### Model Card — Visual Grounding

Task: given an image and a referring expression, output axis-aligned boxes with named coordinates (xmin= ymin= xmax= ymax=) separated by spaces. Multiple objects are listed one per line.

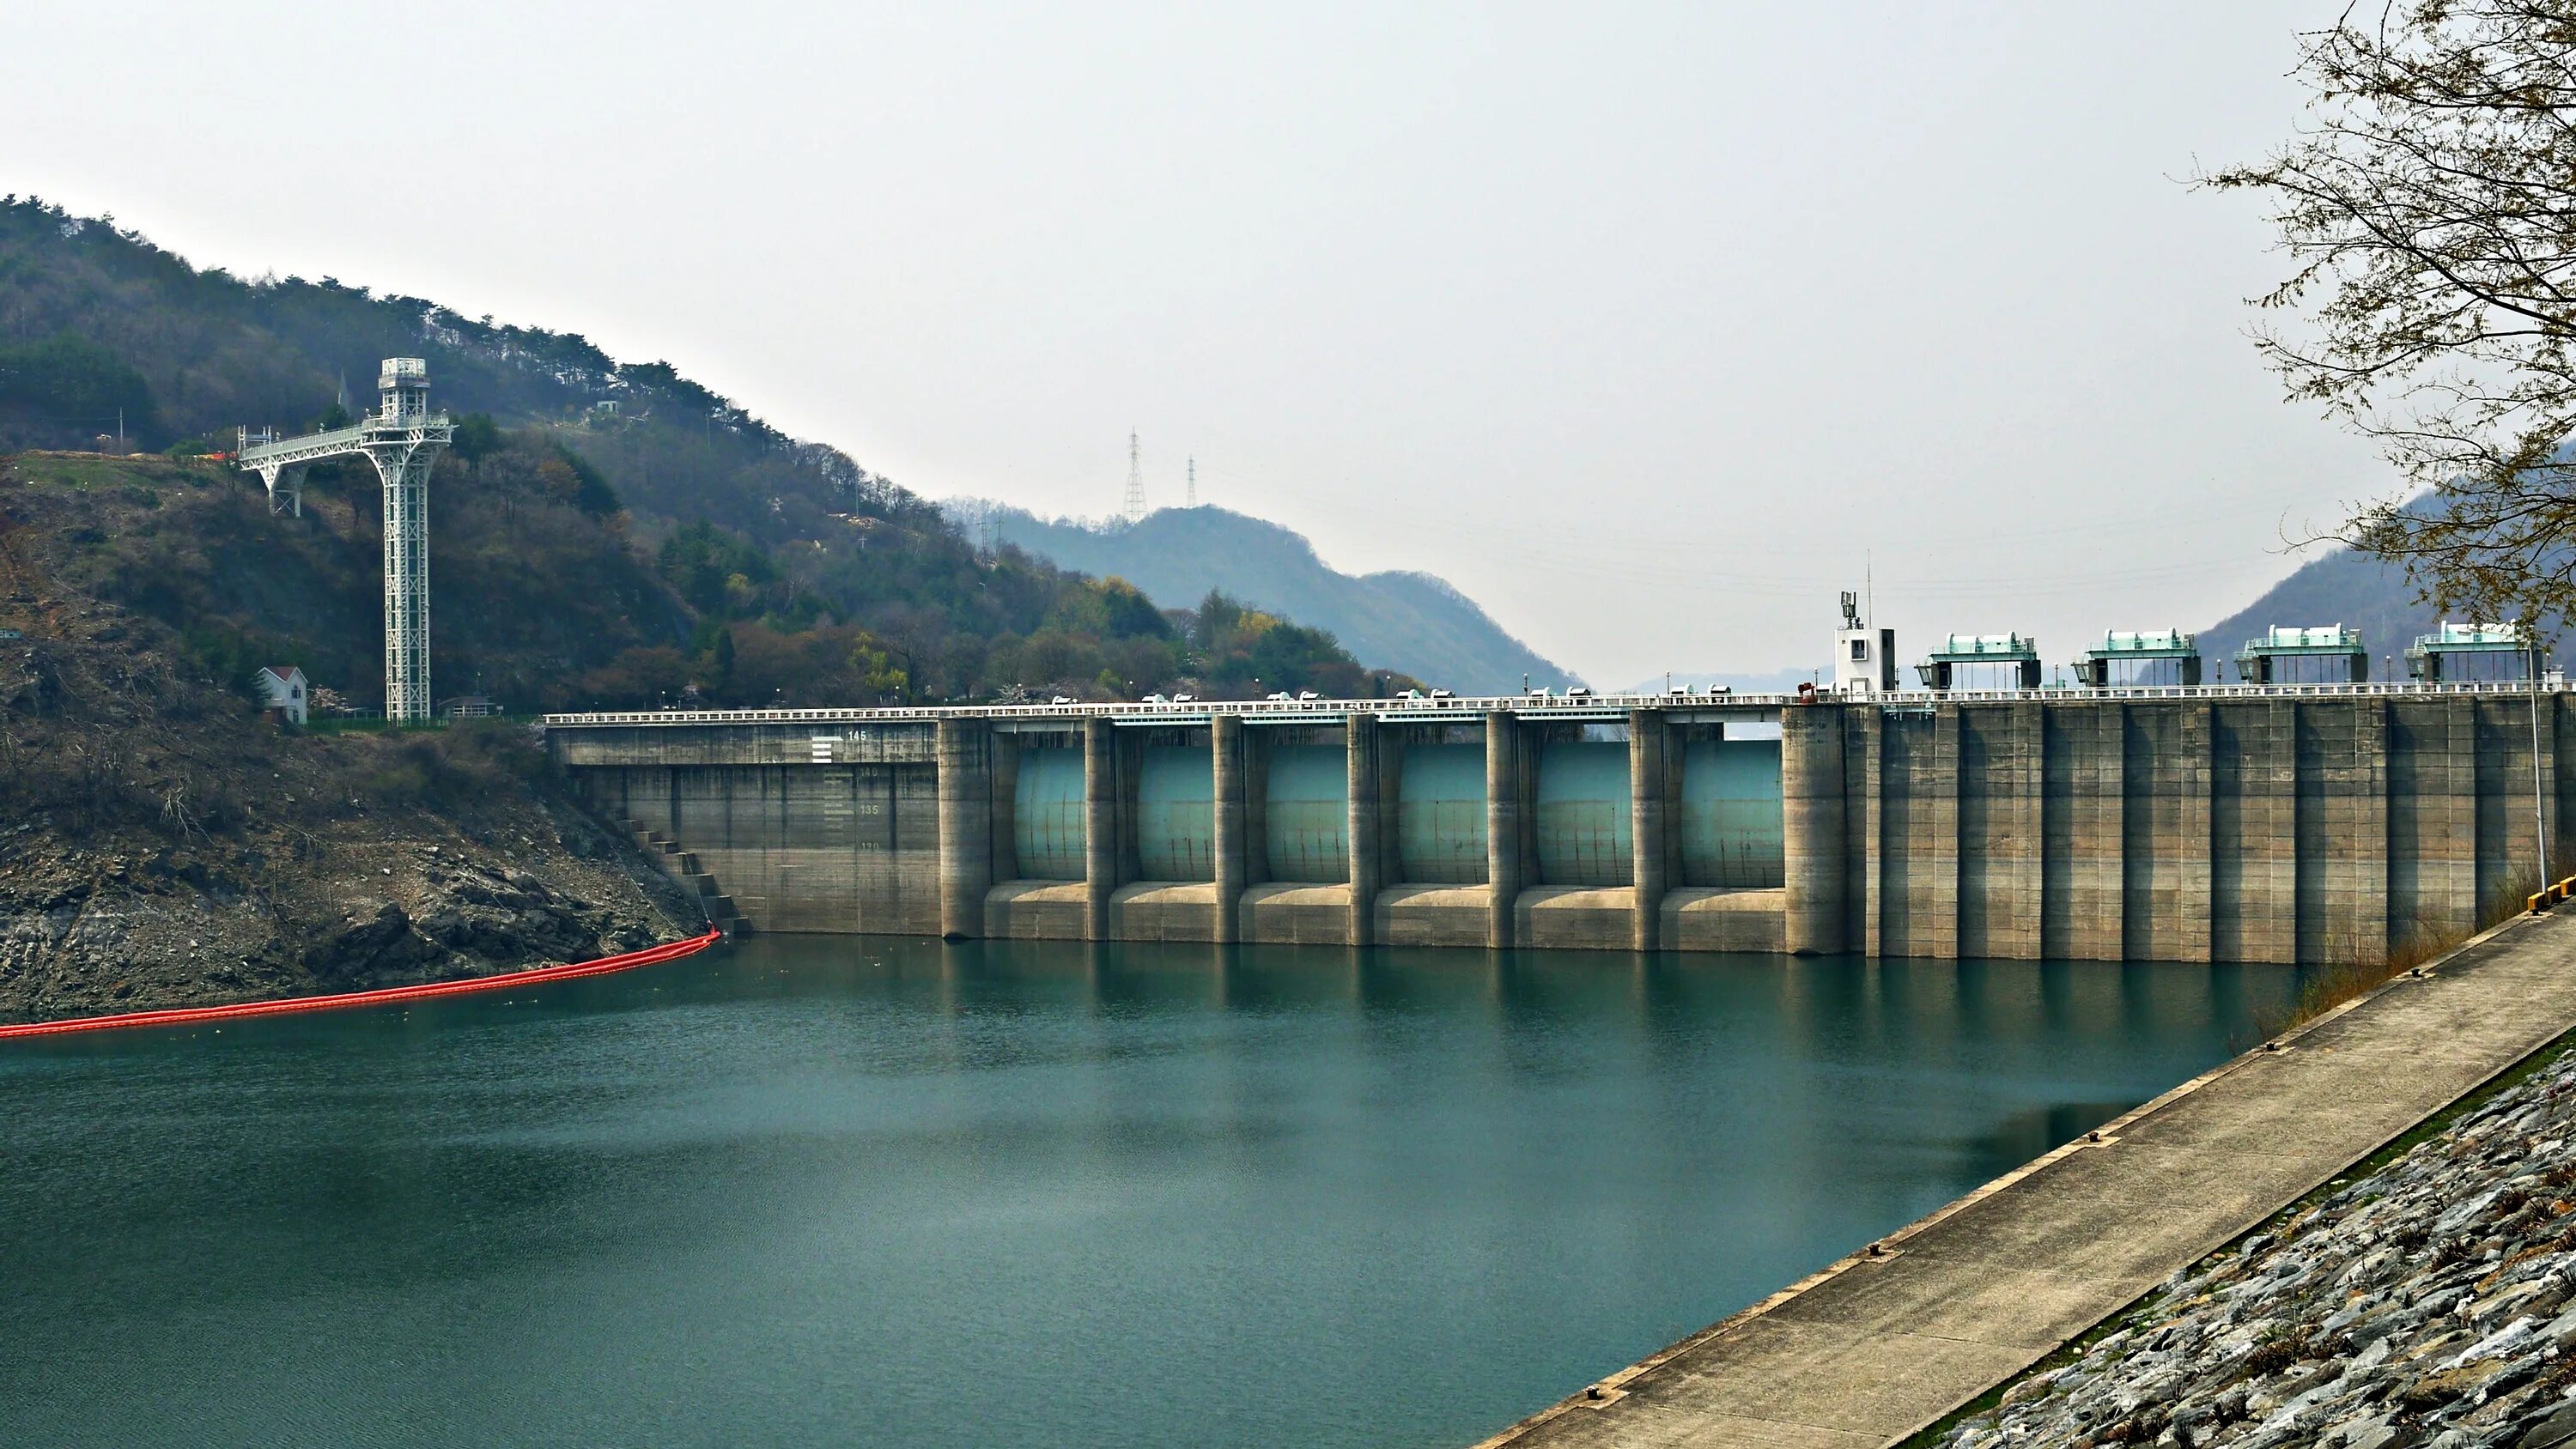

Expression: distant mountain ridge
xmin=953 ymin=501 xmax=1578 ymax=695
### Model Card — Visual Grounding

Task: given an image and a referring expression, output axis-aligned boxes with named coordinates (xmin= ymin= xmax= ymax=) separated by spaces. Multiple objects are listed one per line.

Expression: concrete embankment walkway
xmin=1476 ymin=911 xmax=2576 ymax=1449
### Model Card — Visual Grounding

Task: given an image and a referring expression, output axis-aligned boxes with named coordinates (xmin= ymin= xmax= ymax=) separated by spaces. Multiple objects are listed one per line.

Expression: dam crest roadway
xmin=546 ymin=681 xmax=2572 ymax=966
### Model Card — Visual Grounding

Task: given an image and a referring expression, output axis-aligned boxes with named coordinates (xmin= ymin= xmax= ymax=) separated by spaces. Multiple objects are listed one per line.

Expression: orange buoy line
xmin=0 ymin=928 xmax=724 ymax=1040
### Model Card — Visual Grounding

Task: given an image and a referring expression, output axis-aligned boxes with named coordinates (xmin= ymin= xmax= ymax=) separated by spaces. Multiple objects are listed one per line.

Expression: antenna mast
xmin=1123 ymin=431 xmax=1145 ymax=524
xmin=1187 ymin=457 xmax=1196 ymax=508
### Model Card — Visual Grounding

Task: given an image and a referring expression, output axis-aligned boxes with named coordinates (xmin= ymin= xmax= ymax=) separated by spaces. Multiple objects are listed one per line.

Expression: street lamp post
xmin=2532 ymin=640 xmax=2553 ymax=892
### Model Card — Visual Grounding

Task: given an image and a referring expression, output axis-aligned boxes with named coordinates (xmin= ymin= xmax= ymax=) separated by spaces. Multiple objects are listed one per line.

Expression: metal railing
xmin=540 ymin=678 xmax=2573 ymax=729
xmin=236 ymin=423 xmax=367 ymax=464
xmin=546 ymin=692 xmax=1783 ymax=728
xmin=234 ymin=412 xmax=454 ymax=466
xmin=1913 ymin=680 xmax=2564 ymax=702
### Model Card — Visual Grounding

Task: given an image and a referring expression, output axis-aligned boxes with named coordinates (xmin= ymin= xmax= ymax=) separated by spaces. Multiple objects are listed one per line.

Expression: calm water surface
xmin=0 ymin=937 xmax=2300 ymax=1447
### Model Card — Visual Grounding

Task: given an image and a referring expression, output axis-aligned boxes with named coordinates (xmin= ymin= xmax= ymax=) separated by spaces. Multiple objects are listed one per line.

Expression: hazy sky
xmin=6 ymin=2 xmax=2381 ymax=687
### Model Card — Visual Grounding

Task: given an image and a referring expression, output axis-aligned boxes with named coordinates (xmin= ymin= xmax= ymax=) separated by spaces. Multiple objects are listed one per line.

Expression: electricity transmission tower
xmin=1122 ymin=431 xmax=1146 ymax=524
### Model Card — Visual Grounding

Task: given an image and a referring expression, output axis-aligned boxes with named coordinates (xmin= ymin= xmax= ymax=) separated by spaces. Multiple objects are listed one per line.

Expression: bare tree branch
xmin=2207 ymin=2 xmax=2576 ymax=631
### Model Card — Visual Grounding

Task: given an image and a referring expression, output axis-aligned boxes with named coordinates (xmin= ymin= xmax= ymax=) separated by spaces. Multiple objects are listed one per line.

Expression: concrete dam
xmin=546 ymin=685 xmax=2569 ymax=964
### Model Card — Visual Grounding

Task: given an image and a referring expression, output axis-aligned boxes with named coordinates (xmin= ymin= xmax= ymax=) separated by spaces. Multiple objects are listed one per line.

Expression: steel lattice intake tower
xmin=237 ymin=357 xmax=453 ymax=721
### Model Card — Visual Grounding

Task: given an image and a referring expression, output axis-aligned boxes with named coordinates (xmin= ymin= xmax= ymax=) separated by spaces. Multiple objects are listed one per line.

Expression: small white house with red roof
xmin=257 ymin=666 xmax=309 ymax=725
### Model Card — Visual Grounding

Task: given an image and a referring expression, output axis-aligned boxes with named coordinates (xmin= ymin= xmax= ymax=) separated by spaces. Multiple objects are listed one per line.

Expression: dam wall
xmin=550 ymin=688 xmax=2569 ymax=962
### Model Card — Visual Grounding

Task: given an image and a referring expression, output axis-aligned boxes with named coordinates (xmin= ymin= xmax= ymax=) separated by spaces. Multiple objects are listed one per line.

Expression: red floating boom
xmin=0 ymin=928 xmax=724 ymax=1040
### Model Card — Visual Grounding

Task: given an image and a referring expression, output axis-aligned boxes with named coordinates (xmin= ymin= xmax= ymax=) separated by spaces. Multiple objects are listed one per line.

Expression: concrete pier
xmin=1083 ymin=717 xmax=1116 ymax=940
xmin=1487 ymin=711 xmax=1524 ymax=950
xmin=1630 ymin=711 xmax=1669 ymax=953
xmin=549 ymin=685 xmax=2569 ymax=961
xmin=1212 ymin=714 xmax=1247 ymax=945
xmin=1347 ymin=712 xmax=1382 ymax=949
xmin=1782 ymin=704 xmax=1844 ymax=955
xmin=933 ymin=718 xmax=993 ymax=940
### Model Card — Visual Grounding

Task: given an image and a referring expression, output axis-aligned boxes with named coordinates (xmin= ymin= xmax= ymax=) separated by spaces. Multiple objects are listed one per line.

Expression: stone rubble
xmin=1939 ymin=1047 xmax=2576 ymax=1449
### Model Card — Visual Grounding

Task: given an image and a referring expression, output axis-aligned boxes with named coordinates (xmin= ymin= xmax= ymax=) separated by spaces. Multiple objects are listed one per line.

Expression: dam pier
xmin=548 ymin=682 xmax=2568 ymax=964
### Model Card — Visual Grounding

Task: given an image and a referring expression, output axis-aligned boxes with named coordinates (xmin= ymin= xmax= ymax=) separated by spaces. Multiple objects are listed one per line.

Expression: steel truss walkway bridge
xmin=237 ymin=358 xmax=451 ymax=721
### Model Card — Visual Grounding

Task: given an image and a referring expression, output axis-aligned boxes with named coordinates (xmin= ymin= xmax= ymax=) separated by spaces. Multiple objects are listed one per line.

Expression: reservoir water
xmin=0 ymin=937 xmax=2300 ymax=1448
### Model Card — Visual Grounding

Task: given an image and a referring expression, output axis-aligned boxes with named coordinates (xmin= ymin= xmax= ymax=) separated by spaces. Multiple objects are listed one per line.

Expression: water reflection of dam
xmin=926 ymin=939 xmax=2285 ymax=1064
xmin=548 ymin=686 xmax=2567 ymax=965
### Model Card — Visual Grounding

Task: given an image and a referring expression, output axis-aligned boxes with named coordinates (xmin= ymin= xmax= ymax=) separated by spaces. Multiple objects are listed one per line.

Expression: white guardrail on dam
xmin=541 ymin=679 xmax=2573 ymax=730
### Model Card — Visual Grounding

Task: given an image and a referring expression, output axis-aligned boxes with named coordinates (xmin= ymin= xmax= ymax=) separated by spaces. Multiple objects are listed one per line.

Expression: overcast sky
xmin=5 ymin=2 xmax=2380 ymax=687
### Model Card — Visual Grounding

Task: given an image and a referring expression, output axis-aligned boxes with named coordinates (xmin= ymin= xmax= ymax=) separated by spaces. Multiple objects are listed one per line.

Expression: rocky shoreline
xmin=0 ymin=794 xmax=707 ymax=1023
xmin=1935 ymin=1037 xmax=2576 ymax=1449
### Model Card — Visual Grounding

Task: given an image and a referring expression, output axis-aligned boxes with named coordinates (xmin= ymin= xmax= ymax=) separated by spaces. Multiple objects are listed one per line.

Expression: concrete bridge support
xmin=935 ymin=718 xmax=993 ymax=940
xmin=1212 ymin=715 xmax=1247 ymax=945
xmin=1347 ymin=712 xmax=1383 ymax=949
xmin=1782 ymin=705 xmax=1846 ymax=955
xmin=1084 ymin=718 xmax=1117 ymax=940
xmin=1630 ymin=711 xmax=1670 ymax=953
xmin=1487 ymin=712 xmax=1524 ymax=950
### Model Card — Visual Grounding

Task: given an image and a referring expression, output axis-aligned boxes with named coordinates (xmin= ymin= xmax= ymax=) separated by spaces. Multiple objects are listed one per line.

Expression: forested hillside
xmin=2200 ymin=549 xmax=2434 ymax=678
xmin=0 ymin=197 xmax=1413 ymax=706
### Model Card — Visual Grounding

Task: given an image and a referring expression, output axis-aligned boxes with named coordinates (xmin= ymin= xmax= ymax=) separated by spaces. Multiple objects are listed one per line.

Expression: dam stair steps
xmin=624 ymin=818 xmax=746 ymax=938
